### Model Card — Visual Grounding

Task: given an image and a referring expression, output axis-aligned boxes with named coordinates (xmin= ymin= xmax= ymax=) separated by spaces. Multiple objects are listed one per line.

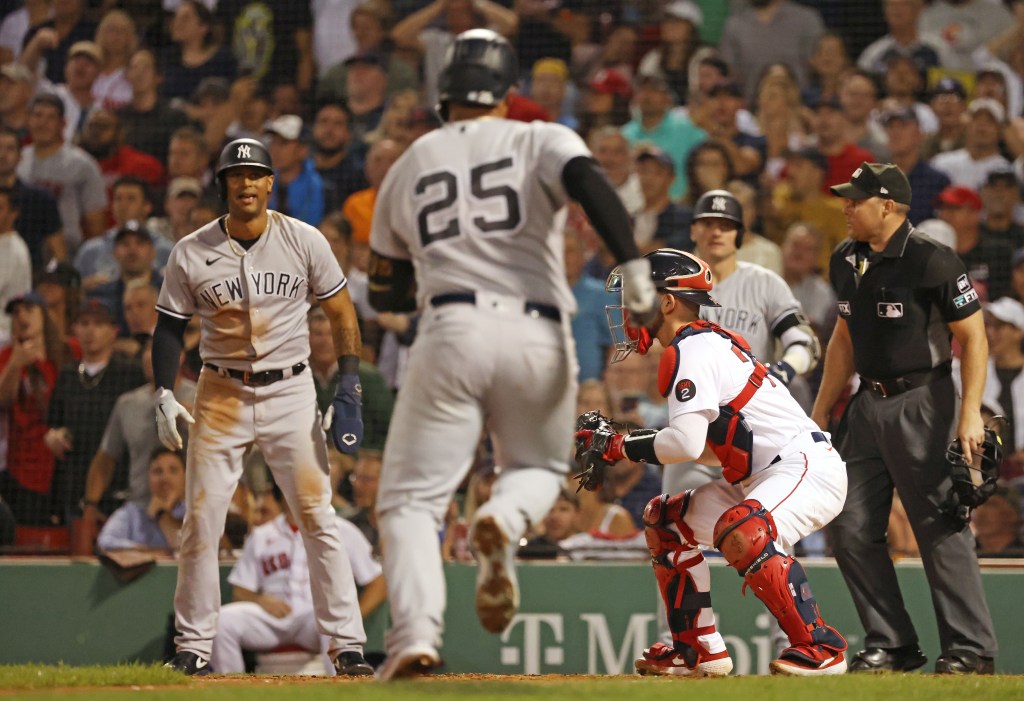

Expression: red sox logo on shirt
xmin=675 ymin=379 xmax=696 ymax=402
xmin=261 ymin=552 xmax=292 ymax=576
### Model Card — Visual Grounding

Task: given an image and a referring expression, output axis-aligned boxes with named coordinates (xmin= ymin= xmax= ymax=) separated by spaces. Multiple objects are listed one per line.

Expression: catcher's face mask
xmin=605 ymin=269 xmax=663 ymax=363
xmin=940 ymin=415 xmax=1007 ymax=525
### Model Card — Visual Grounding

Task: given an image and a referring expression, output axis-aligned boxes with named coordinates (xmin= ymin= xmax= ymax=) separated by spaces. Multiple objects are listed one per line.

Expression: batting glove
xmin=767 ymin=360 xmax=797 ymax=386
xmin=618 ymin=257 xmax=658 ymax=326
xmin=155 ymin=387 xmax=194 ymax=451
xmin=325 ymin=373 xmax=363 ymax=454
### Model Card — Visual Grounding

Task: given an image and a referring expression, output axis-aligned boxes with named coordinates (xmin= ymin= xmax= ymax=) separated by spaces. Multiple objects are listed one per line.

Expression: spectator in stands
xmin=578 ymin=68 xmax=632 ymax=136
xmin=312 ymin=0 xmax=368 ymax=83
xmin=75 ymin=177 xmax=169 ymax=292
xmin=212 ymin=479 xmax=385 ymax=674
xmin=529 ymin=58 xmax=575 ymax=129
xmin=0 ymin=292 xmax=77 ymax=526
xmin=807 ymin=31 xmax=851 ymax=101
xmin=216 ymin=0 xmax=314 ymax=95
xmin=148 ymin=178 xmax=201 ymax=247
xmin=973 ymin=66 xmax=1017 ymax=132
xmin=518 ymin=486 xmax=581 ymax=560
xmin=882 ymin=106 xmax=950 ymax=225
xmin=92 ymin=9 xmax=136 ymax=111
xmin=937 ymin=184 xmax=1014 ymax=301
xmin=932 ymin=99 xmax=1012 ymax=191
xmin=923 ymin=77 xmax=968 ymax=160
xmin=0 ymin=188 xmax=31 ymax=347
xmin=263 ymin=115 xmax=329 ymax=227
xmin=565 ymin=229 xmax=612 ymax=382
xmin=706 ymin=80 xmax=765 ymax=180
xmin=311 ymin=101 xmax=368 ymax=208
xmin=392 ymin=0 xmax=517 ymax=109
xmin=342 ymin=449 xmax=383 ymax=555
xmin=19 ymin=0 xmax=95 ymax=85
xmin=0 ymin=125 xmax=63 ymax=270
xmin=684 ymin=134 xmax=736 ymax=209
xmin=95 ymin=448 xmax=185 ymax=554
xmin=730 ymin=179 xmax=784 ymax=275
xmin=980 ymin=298 xmax=1024 ymax=456
xmin=166 ymin=127 xmax=214 ymax=198
xmin=363 ymin=90 xmax=419 ymax=147
xmin=17 ymin=94 xmax=107 ymax=251
xmin=34 ymin=261 xmax=80 ymax=340
xmin=981 ymin=170 xmax=1024 ymax=250
xmin=0 ymin=0 xmax=49 ymax=65
xmin=781 ymin=222 xmax=837 ymax=338
xmin=82 ymin=334 xmax=194 ymax=544
xmin=766 ymin=147 xmax=845 ymax=270
xmin=0 ymin=62 xmax=35 ymax=142
xmin=719 ymin=0 xmax=825 ymax=102
xmin=973 ymin=487 xmax=1024 ymax=557
xmin=858 ymin=0 xmax=948 ymax=75
xmin=587 ymin=126 xmax=641 ymax=216
xmin=807 ymin=93 xmax=875 ymax=191
xmin=87 ymin=223 xmax=162 ymax=335
xmin=25 ymin=40 xmax=102 ymax=145
xmin=342 ymin=138 xmax=404 ymax=247
xmin=44 ymin=298 xmax=144 ymax=525
xmin=636 ymin=2 xmax=703 ymax=103
xmin=80 ymin=109 xmax=165 ymax=199
xmin=754 ymin=63 xmax=812 ymax=179
xmin=117 ymin=49 xmax=189 ymax=164
xmin=512 ymin=0 xmax=572 ymax=77
xmin=838 ymin=69 xmax=889 ymax=160
xmin=633 ymin=147 xmax=693 ymax=252
xmin=622 ymin=72 xmax=705 ymax=200
xmin=601 ymin=456 xmax=662 ymax=530
xmin=161 ymin=0 xmax=237 ymax=102
xmin=920 ymin=0 xmax=1013 ymax=72
xmin=879 ymin=53 xmax=938 ymax=134
xmin=342 ymin=52 xmax=389 ymax=143
xmin=122 ymin=282 xmax=158 ymax=339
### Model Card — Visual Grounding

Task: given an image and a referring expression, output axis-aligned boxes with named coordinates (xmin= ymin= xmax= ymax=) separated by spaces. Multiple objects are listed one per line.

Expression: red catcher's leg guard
xmin=713 ymin=500 xmax=847 ymax=675
xmin=639 ymin=493 xmax=732 ymax=677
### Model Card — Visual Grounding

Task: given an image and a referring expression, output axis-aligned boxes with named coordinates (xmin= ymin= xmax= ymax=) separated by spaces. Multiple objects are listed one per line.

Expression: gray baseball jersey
xmin=157 ymin=212 xmax=346 ymax=372
xmin=699 ymin=262 xmax=802 ymax=363
xmin=370 ymin=118 xmax=591 ymax=313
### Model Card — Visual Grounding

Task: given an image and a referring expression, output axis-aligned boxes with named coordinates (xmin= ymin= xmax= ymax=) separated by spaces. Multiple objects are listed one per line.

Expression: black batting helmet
xmin=215 ymin=138 xmax=273 ymax=198
xmin=436 ymin=29 xmax=517 ymax=119
xmin=693 ymin=189 xmax=745 ymax=246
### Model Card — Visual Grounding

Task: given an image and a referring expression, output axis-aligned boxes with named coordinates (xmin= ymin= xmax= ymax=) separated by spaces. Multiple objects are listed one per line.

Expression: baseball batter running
xmin=576 ymin=248 xmax=848 ymax=677
xmin=153 ymin=137 xmax=373 ymax=676
xmin=367 ymin=29 xmax=658 ymax=680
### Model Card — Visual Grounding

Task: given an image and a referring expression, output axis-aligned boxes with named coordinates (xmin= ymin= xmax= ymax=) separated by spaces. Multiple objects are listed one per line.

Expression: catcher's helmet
xmin=605 ymin=248 xmax=720 ymax=361
xmin=215 ymin=138 xmax=274 ymax=198
xmin=693 ymin=189 xmax=745 ymax=246
xmin=940 ymin=416 xmax=1007 ymax=527
xmin=436 ymin=29 xmax=517 ymax=119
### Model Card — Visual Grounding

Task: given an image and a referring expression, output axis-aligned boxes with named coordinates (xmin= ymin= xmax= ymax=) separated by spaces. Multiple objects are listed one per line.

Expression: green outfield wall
xmin=1 ymin=559 xmax=1020 ymax=674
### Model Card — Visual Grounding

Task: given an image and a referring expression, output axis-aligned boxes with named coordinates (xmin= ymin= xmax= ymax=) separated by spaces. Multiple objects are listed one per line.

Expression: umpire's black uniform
xmin=820 ymin=163 xmax=997 ymax=674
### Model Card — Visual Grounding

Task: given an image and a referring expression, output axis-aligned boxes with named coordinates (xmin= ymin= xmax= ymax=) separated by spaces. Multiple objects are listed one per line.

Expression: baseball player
xmin=152 ymin=137 xmax=373 ymax=676
xmin=212 ymin=482 xmax=385 ymax=674
xmin=576 ymin=248 xmax=849 ymax=677
xmin=367 ymin=29 xmax=658 ymax=679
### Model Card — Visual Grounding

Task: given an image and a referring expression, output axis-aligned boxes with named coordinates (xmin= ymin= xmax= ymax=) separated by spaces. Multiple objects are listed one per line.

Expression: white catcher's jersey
xmin=228 ymin=514 xmax=382 ymax=608
xmin=369 ymin=118 xmax=592 ymax=312
xmin=667 ymin=331 xmax=820 ymax=477
xmin=699 ymin=262 xmax=801 ymax=363
xmin=157 ymin=213 xmax=346 ymax=372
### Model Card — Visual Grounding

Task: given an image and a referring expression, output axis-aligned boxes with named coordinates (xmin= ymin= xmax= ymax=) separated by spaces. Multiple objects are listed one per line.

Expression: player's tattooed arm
xmin=320 ymin=286 xmax=362 ymax=360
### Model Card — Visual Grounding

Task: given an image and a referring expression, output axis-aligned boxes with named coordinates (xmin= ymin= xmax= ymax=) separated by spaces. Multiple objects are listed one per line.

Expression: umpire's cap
xmin=830 ymin=162 xmax=912 ymax=206
xmin=436 ymin=29 xmax=517 ymax=118
xmin=693 ymin=189 xmax=745 ymax=245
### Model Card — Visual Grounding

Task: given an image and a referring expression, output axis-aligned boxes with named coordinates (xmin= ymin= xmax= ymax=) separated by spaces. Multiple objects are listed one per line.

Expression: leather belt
xmin=204 ymin=362 xmax=306 ymax=387
xmin=430 ymin=292 xmax=562 ymax=322
xmin=860 ymin=362 xmax=952 ymax=398
xmin=769 ymin=431 xmax=829 ymax=465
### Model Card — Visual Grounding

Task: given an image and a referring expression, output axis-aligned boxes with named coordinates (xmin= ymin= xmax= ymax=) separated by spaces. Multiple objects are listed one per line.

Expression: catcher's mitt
xmin=573 ymin=410 xmax=618 ymax=493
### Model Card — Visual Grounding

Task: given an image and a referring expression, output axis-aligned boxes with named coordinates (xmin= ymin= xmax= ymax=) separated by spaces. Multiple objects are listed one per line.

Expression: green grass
xmin=1 ymin=667 xmax=1022 ymax=700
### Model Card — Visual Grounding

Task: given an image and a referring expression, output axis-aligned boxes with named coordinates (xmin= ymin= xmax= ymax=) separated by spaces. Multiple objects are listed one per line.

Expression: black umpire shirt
xmin=829 ymin=219 xmax=981 ymax=380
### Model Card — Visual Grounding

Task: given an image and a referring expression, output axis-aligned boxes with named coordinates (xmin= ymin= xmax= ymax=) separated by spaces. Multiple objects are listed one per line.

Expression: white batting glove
xmin=618 ymin=257 xmax=658 ymax=325
xmin=155 ymin=387 xmax=195 ymax=451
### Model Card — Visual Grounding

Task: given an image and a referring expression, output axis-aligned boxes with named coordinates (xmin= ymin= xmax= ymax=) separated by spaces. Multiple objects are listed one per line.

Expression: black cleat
xmin=164 ymin=651 xmax=213 ymax=676
xmin=334 ymin=650 xmax=375 ymax=676
xmin=849 ymin=644 xmax=928 ymax=672
xmin=935 ymin=650 xmax=995 ymax=675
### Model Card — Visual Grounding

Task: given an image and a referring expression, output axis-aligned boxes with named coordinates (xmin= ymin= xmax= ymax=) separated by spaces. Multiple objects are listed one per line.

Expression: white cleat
xmin=634 ymin=642 xmax=734 ymax=677
xmin=471 ymin=514 xmax=519 ymax=634
xmin=375 ymin=642 xmax=440 ymax=681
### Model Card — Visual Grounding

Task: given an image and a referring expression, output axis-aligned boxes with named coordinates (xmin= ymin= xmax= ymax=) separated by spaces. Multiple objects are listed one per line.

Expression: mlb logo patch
xmin=957 ymin=274 xmax=970 ymax=293
xmin=954 ymin=289 xmax=979 ymax=308
xmin=878 ymin=302 xmax=903 ymax=318
xmin=837 ymin=301 xmax=851 ymax=316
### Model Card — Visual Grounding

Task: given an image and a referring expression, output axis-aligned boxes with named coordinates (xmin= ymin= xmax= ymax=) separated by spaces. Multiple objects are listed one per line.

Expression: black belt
xmin=430 ymin=292 xmax=562 ymax=322
xmin=860 ymin=362 xmax=952 ymax=398
xmin=204 ymin=362 xmax=306 ymax=387
xmin=769 ymin=432 xmax=829 ymax=465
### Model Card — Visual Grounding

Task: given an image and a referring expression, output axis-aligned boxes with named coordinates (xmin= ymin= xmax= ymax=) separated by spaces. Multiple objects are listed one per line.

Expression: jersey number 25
xmin=416 ymin=157 xmax=522 ymax=247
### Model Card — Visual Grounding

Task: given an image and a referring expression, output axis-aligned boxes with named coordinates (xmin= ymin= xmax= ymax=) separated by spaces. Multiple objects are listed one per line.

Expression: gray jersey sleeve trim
xmin=315 ymin=278 xmax=348 ymax=300
xmin=155 ymin=304 xmax=192 ymax=320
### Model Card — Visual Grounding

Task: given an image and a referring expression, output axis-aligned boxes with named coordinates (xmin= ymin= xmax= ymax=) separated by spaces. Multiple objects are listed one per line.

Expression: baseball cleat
xmin=634 ymin=641 xmax=733 ymax=677
xmin=333 ymin=650 xmax=374 ymax=676
xmin=849 ymin=644 xmax=927 ymax=672
xmin=471 ymin=514 xmax=519 ymax=634
xmin=164 ymin=651 xmax=213 ymax=676
xmin=770 ymin=646 xmax=847 ymax=676
xmin=375 ymin=643 xmax=441 ymax=681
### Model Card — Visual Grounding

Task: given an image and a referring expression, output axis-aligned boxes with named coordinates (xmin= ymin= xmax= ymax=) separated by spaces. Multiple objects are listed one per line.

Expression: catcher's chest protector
xmin=660 ymin=321 xmax=771 ymax=484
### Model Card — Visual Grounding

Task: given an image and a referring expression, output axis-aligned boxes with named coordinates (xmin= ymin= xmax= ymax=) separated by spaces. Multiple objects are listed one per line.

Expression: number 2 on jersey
xmin=416 ymin=157 xmax=522 ymax=247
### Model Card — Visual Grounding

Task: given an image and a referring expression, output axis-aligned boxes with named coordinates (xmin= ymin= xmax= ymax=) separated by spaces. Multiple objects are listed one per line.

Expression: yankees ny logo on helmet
xmin=712 ymin=197 xmax=727 ymax=211
xmin=237 ymin=144 xmax=251 ymax=159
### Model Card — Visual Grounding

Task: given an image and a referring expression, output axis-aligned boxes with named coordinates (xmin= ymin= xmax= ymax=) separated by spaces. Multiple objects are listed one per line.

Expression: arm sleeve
xmin=651 ymin=412 xmax=711 ymax=465
xmin=561 ymin=156 xmax=639 ymax=263
xmin=96 ymin=507 xmax=141 ymax=551
xmin=97 ymin=398 xmax=126 ymax=459
xmin=152 ymin=311 xmax=187 ymax=391
xmin=923 ymin=248 xmax=981 ymax=322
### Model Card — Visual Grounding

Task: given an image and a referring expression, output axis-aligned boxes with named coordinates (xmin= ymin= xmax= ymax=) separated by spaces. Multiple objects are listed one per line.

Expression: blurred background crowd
xmin=1 ymin=0 xmax=1023 ymax=570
